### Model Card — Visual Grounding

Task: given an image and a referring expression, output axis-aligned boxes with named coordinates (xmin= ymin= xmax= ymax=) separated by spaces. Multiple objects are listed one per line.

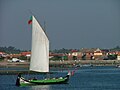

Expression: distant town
xmin=0 ymin=46 xmax=120 ymax=61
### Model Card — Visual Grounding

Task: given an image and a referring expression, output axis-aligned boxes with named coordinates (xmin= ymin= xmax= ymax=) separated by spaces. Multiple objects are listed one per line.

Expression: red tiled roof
xmin=21 ymin=52 xmax=31 ymax=56
xmin=0 ymin=52 xmax=5 ymax=54
xmin=71 ymin=50 xmax=78 ymax=52
xmin=49 ymin=53 xmax=64 ymax=56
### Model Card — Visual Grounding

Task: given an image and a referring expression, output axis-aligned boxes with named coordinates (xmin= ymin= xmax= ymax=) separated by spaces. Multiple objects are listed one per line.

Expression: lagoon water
xmin=0 ymin=66 xmax=120 ymax=90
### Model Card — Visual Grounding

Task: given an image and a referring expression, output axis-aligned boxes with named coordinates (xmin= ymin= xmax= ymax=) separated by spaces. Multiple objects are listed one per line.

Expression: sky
xmin=0 ymin=0 xmax=120 ymax=50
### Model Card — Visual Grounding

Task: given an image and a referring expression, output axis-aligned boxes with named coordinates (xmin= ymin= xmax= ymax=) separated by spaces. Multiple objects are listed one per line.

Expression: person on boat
xmin=29 ymin=77 xmax=37 ymax=80
xmin=33 ymin=77 xmax=37 ymax=80
xmin=59 ymin=77 xmax=63 ymax=79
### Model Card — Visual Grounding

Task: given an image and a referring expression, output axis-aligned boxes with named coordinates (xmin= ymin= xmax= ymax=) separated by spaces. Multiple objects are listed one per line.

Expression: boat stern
xmin=16 ymin=73 xmax=21 ymax=86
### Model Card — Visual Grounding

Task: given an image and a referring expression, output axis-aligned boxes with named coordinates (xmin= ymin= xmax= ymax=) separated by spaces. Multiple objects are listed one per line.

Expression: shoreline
xmin=0 ymin=60 xmax=120 ymax=75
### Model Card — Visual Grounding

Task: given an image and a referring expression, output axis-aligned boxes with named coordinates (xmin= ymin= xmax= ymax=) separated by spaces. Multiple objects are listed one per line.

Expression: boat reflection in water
xmin=30 ymin=85 xmax=50 ymax=90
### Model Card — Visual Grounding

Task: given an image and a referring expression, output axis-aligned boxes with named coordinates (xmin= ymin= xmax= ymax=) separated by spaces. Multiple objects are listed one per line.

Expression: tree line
xmin=0 ymin=46 xmax=120 ymax=54
xmin=0 ymin=46 xmax=24 ymax=54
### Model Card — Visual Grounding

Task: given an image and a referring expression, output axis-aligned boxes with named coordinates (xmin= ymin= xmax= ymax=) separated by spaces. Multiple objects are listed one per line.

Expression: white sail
xmin=30 ymin=16 xmax=49 ymax=72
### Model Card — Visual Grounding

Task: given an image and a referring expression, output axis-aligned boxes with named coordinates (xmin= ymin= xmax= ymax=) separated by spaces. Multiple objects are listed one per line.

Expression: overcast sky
xmin=0 ymin=0 xmax=120 ymax=50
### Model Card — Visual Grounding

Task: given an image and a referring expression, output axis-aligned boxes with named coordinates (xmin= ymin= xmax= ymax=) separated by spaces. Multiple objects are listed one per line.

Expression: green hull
xmin=16 ymin=73 xmax=70 ymax=86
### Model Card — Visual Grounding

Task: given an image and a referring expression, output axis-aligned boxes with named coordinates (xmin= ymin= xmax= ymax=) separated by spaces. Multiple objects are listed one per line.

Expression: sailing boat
xmin=16 ymin=16 xmax=71 ymax=86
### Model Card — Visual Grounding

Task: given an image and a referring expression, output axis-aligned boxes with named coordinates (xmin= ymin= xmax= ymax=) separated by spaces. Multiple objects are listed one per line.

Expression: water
xmin=1 ymin=66 xmax=120 ymax=90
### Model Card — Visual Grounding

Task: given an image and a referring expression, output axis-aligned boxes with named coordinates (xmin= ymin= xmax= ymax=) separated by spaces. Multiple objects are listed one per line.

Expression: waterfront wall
xmin=1 ymin=60 xmax=120 ymax=68
xmin=50 ymin=60 xmax=120 ymax=66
